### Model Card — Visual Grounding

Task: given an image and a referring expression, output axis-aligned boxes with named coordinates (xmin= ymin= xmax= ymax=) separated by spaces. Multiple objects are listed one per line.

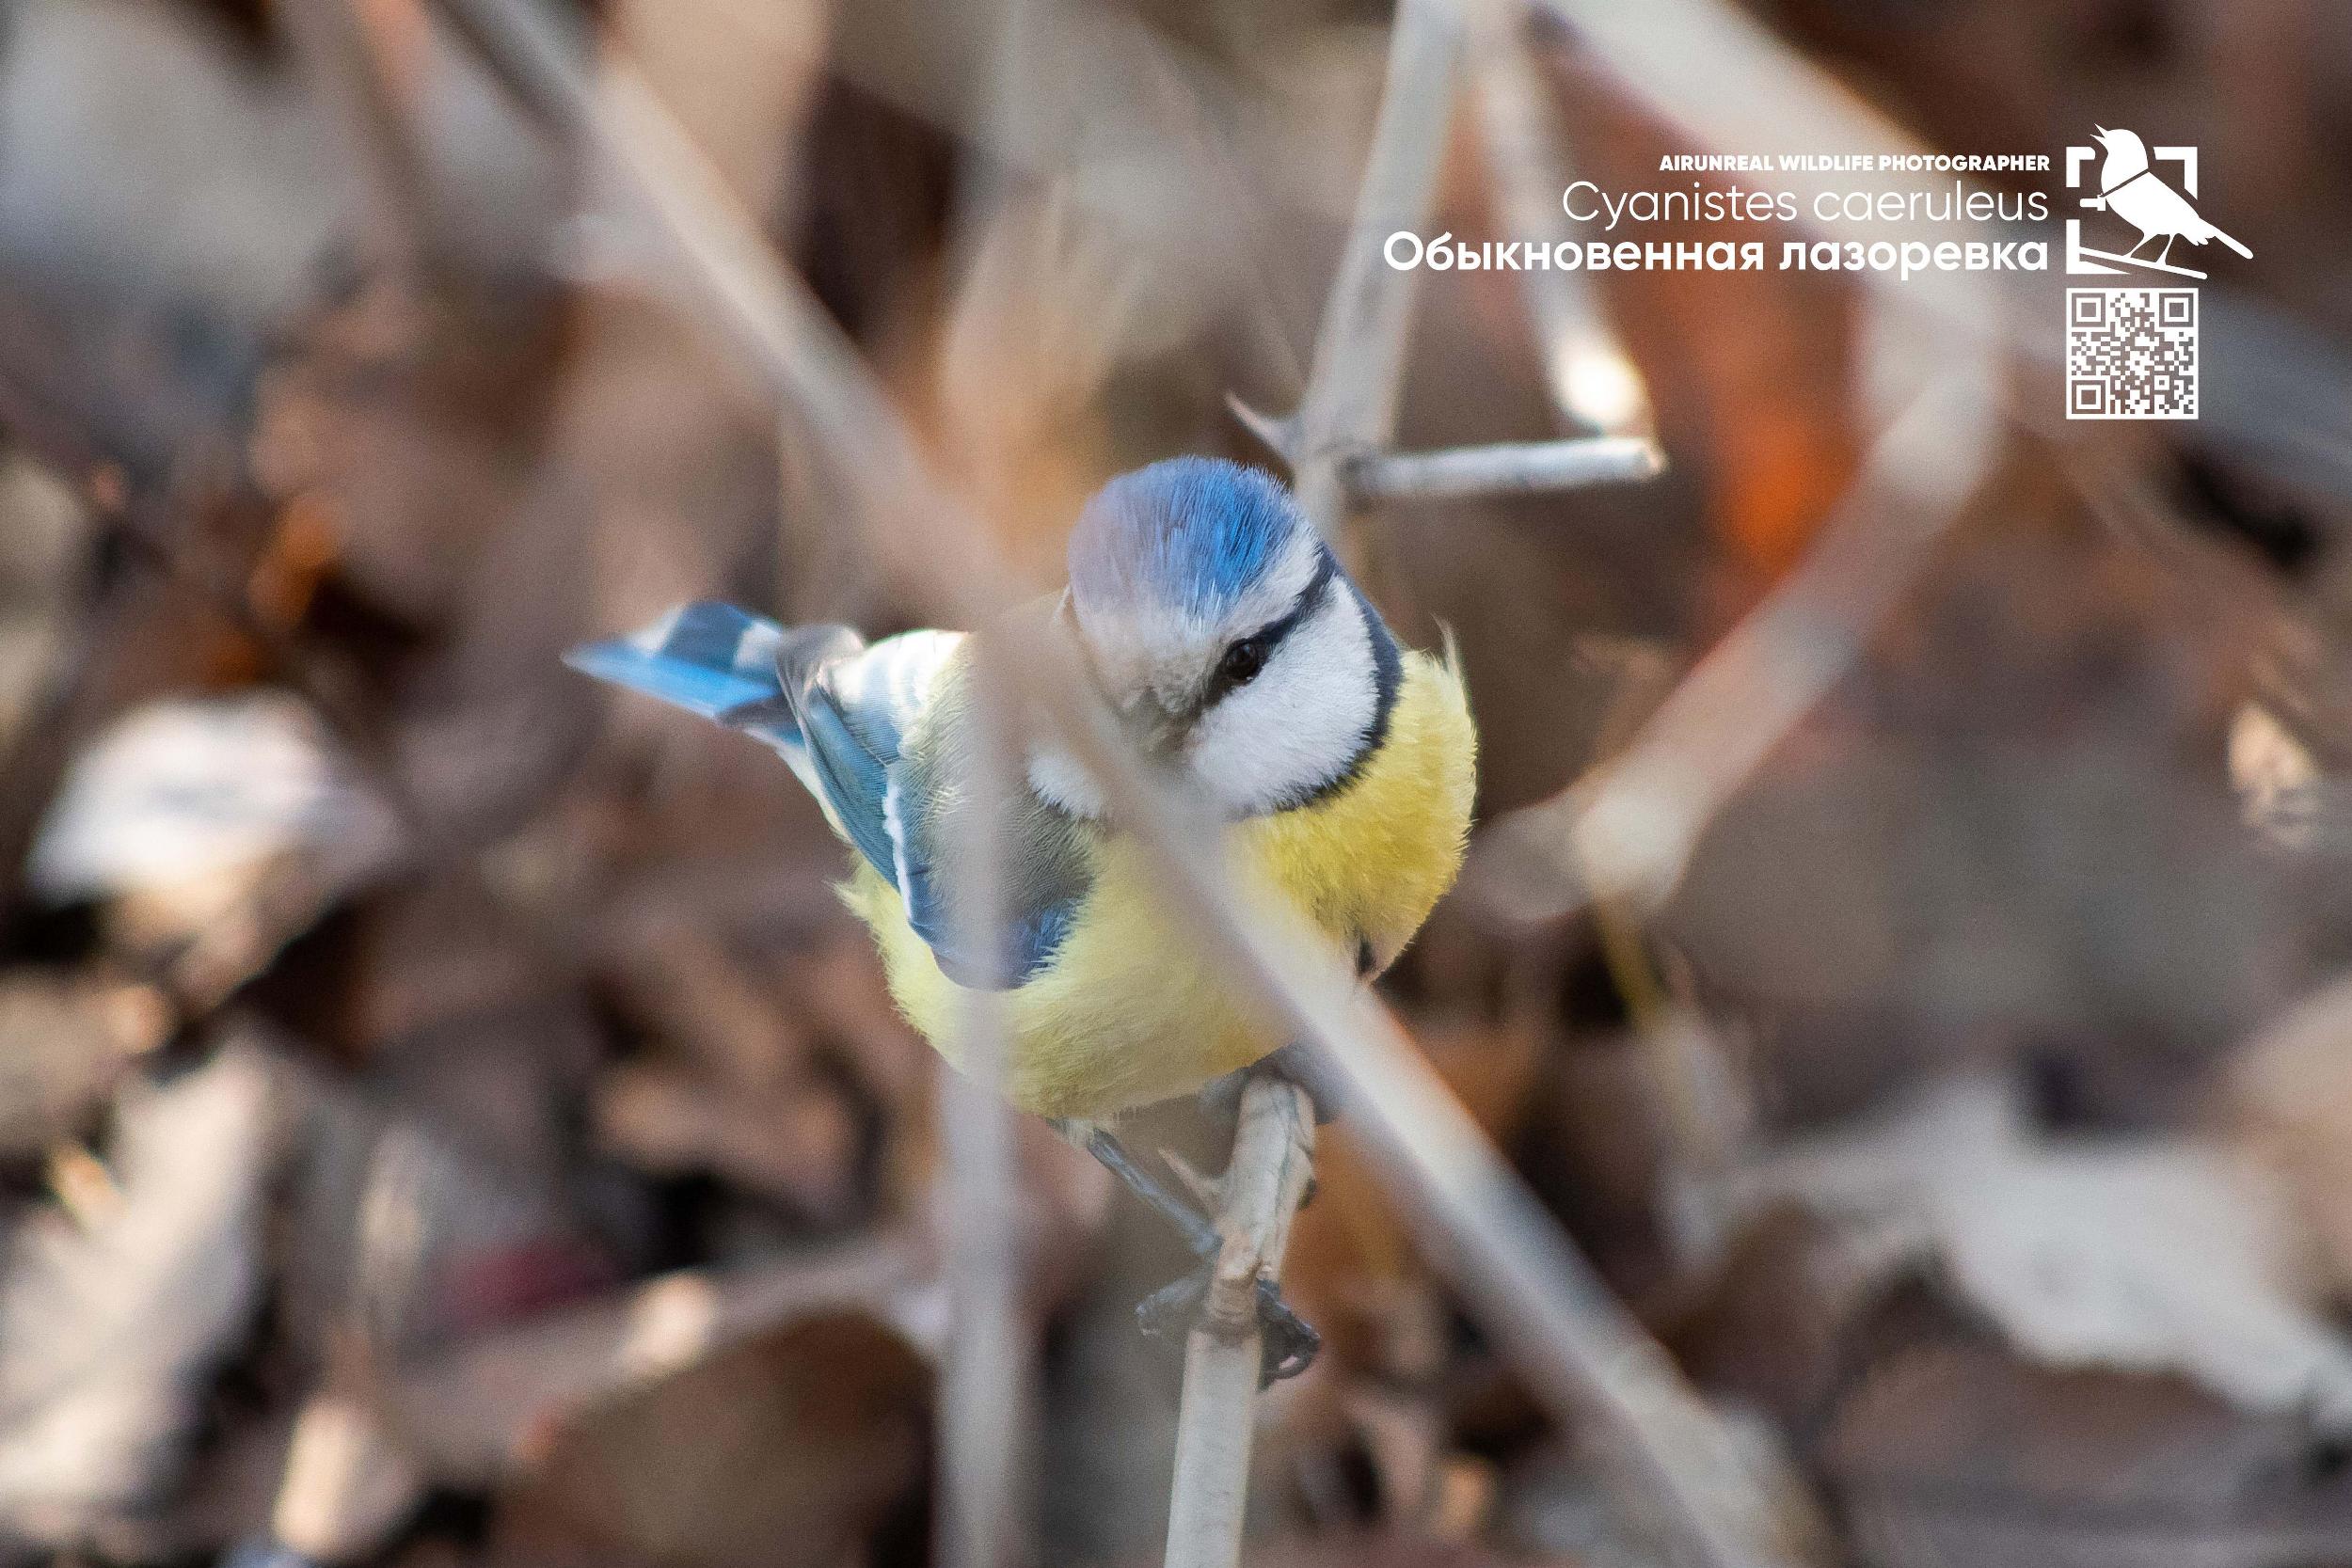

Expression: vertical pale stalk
xmin=1154 ymin=7 xmax=1462 ymax=1562
xmin=935 ymin=649 xmax=1032 ymax=1568
xmin=1163 ymin=1077 xmax=1315 ymax=1568
xmin=1162 ymin=3 xmax=1458 ymax=1560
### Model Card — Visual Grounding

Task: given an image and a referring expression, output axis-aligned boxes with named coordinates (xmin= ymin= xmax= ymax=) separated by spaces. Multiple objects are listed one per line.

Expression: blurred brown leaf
xmin=488 ymin=1313 xmax=929 ymax=1568
xmin=1743 ymin=1074 xmax=2352 ymax=1426
xmin=0 ymin=974 xmax=166 ymax=1161
xmin=1825 ymin=1333 xmax=2352 ymax=1568
xmin=0 ymin=1038 xmax=281 ymax=1544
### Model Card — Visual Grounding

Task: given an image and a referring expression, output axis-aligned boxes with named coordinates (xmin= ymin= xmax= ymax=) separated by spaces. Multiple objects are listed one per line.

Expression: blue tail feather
xmin=565 ymin=601 xmax=804 ymax=748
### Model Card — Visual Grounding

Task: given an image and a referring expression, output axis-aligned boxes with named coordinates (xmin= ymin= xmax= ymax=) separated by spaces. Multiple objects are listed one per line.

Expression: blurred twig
xmin=1540 ymin=368 xmax=1996 ymax=916
xmin=934 ymin=646 xmax=1033 ymax=1568
xmin=278 ymin=0 xmax=437 ymax=274
xmin=1281 ymin=0 xmax=1465 ymax=552
xmin=1469 ymin=3 xmax=1652 ymax=436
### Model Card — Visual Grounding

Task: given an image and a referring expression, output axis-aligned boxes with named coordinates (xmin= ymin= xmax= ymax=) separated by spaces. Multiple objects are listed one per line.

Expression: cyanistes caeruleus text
xmin=568 ymin=456 xmax=1477 ymax=1119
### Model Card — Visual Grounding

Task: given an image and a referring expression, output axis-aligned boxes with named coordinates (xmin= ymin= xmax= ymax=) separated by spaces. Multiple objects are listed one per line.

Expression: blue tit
xmin=568 ymin=456 xmax=1477 ymax=1121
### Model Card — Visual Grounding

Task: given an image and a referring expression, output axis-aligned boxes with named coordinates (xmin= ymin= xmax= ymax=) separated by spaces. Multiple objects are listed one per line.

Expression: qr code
xmin=2067 ymin=288 xmax=2197 ymax=420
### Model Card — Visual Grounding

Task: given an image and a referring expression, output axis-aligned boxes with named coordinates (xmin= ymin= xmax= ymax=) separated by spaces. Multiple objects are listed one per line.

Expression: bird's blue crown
xmin=1067 ymin=457 xmax=1306 ymax=622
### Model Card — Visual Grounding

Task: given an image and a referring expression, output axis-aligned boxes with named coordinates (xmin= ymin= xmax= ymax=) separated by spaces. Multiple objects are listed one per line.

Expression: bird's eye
xmin=1218 ymin=636 xmax=1271 ymax=687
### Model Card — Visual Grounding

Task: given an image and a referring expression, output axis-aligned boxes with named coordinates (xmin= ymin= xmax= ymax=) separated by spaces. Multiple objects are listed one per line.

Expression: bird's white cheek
xmin=1185 ymin=599 xmax=1376 ymax=816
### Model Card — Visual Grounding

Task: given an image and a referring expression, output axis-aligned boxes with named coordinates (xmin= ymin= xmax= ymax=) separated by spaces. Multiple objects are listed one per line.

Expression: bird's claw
xmin=1203 ymin=1040 xmax=1346 ymax=1128
xmin=1136 ymin=1265 xmax=1322 ymax=1385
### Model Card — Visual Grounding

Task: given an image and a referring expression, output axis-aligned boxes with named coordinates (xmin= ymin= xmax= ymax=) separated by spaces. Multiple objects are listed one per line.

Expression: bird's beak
xmin=2092 ymin=126 xmax=2109 ymax=145
xmin=1122 ymin=695 xmax=1190 ymax=762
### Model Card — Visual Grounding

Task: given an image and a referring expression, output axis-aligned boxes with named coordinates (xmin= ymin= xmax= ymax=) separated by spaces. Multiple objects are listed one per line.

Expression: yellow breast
xmin=841 ymin=648 xmax=1476 ymax=1117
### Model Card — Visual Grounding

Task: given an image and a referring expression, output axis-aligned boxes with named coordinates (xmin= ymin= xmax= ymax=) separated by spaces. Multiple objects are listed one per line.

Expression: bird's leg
xmin=1052 ymin=1117 xmax=1322 ymax=1383
xmin=1054 ymin=1117 xmax=1218 ymax=1255
xmin=2156 ymin=233 xmax=2176 ymax=267
xmin=2123 ymin=231 xmax=2157 ymax=258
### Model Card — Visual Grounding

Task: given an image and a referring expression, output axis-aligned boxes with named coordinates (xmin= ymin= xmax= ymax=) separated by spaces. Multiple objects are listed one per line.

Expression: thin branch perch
xmin=1153 ymin=1 xmax=1468 ymax=1558
xmin=1163 ymin=1078 xmax=1315 ymax=1568
xmin=935 ymin=651 xmax=1034 ymax=1568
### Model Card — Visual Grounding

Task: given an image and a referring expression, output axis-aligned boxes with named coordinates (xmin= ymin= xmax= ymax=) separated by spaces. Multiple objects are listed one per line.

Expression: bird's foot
xmin=1202 ymin=1040 xmax=1346 ymax=1128
xmin=1053 ymin=1117 xmax=1322 ymax=1384
xmin=1135 ymin=1261 xmax=1322 ymax=1385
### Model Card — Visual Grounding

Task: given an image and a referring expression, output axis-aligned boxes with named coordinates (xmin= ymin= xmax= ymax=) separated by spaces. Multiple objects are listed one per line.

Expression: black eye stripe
xmin=1197 ymin=549 xmax=1338 ymax=709
xmin=1237 ymin=548 xmax=1337 ymax=657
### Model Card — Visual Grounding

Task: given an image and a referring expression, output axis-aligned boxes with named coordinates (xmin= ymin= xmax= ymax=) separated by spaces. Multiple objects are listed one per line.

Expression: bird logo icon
xmin=2070 ymin=127 xmax=2250 ymax=278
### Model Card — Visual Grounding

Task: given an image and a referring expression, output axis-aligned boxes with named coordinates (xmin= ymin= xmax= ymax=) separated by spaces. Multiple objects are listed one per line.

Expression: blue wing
xmin=797 ymin=631 xmax=1087 ymax=989
xmin=906 ymin=870 xmax=1082 ymax=989
xmin=787 ymin=630 xmax=961 ymax=903
xmin=569 ymin=607 xmax=1088 ymax=990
